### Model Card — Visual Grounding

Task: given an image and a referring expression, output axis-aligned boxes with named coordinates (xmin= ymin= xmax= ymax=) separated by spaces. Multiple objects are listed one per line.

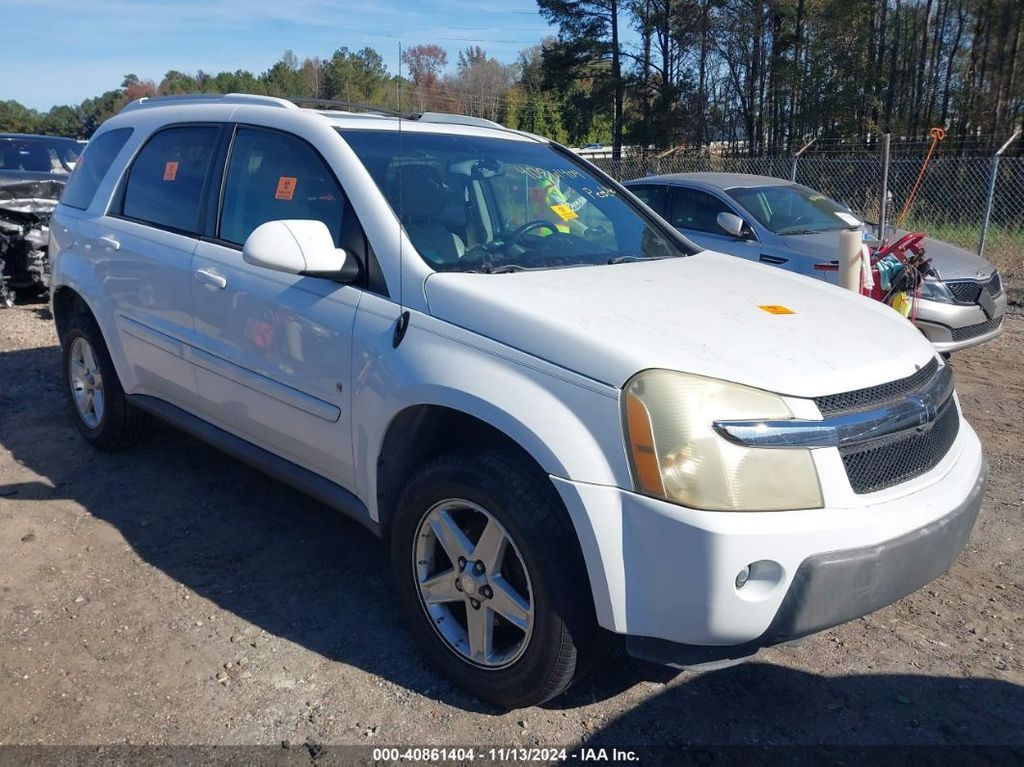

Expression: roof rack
xmin=120 ymin=93 xmax=298 ymax=113
xmin=416 ymin=112 xmax=503 ymax=129
xmin=288 ymin=99 xmax=504 ymax=130
xmin=118 ymin=94 xmax=511 ymax=133
xmin=287 ymin=97 xmax=419 ymax=120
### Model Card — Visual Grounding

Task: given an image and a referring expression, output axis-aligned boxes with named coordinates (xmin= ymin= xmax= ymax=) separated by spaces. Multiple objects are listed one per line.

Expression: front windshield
xmin=726 ymin=184 xmax=860 ymax=235
xmin=0 ymin=137 xmax=80 ymax=174
xmin=339 ymin=129 xmax=684 ymax=272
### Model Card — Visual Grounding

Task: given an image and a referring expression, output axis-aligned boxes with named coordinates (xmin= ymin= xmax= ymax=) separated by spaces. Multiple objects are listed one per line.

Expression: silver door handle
xmin=99 ymin=234 xmax=120 ymax=251
xmin=195 ymin=268 xmax=227 ymax=289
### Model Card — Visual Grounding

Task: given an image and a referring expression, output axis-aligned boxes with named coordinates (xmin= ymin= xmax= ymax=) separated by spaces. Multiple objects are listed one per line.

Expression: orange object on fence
xmin=894 ymin=127 xmax=945 ymax=229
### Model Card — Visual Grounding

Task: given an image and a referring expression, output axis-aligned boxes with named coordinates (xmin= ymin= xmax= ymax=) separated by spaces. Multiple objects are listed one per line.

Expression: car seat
xmin=389 ymin=167 xmax=465 ymax=265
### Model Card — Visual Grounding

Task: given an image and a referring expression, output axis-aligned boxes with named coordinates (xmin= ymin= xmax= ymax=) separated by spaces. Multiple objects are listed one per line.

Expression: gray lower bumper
xmin=627 ymin=463 xmax=987 ymax=669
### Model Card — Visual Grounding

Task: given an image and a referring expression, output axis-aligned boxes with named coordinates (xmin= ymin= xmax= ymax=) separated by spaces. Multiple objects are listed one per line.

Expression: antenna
xmin=392 ymin=41 xmax=410 ymax=348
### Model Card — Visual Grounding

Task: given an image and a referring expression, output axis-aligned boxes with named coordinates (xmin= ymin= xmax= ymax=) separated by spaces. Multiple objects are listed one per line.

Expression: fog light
xmin=735 ymin=560 xmax=786 ymax=601
xmin=735 ymin=566 xmax=750 ymax=590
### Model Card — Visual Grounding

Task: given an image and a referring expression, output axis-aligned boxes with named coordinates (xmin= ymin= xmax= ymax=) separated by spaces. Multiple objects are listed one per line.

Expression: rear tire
xmin=391 ymin=449 xmax=597 ymax=708
xmin=61 ymin=312 xmax=148 ymax=450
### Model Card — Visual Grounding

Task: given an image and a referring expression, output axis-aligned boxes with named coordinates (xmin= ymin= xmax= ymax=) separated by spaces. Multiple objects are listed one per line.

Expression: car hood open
xmin=424 ymin=251 xmax=937 ymax=396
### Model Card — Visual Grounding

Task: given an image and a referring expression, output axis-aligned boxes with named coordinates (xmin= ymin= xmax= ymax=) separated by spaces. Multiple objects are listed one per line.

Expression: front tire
xmin=61 ymin=312 xmax=148 ymax=450
xmin=391 ymin=450 xmax=597 ymax=708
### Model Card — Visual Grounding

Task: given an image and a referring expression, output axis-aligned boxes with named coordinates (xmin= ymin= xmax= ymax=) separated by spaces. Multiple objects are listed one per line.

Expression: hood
xmin=0 ymin=172 xmax=67 ymax=195
xmin=0 ymin=176 xmax=63 ymax=224
xmin=424 ymin=252 xmax=937 ymax=396
xmin=903 ymin=234 xmax=995 ymax=281
xmin=780 ymin=227 xmax=996 ymax=281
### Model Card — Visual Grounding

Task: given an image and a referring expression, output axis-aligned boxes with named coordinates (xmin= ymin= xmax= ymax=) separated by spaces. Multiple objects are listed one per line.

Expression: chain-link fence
xmin=593 ymin=150 xmax=1024 ymax=303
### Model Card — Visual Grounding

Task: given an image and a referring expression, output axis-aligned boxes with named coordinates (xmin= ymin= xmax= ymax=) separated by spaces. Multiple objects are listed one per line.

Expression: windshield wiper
xmin=606 ymin=254 xmax=678 ymax=264
xmin=483 ymin=264 xmax=527 ymax=274
xmin=482 ymin=262 xmax=594 ymax=273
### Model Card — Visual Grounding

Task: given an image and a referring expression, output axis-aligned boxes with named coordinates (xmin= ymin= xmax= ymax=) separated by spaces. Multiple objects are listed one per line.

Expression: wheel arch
xmin=375 ymin=403 xmax=562 ymax=536
xmin=51 ymin=285 xmax=95 ymax=344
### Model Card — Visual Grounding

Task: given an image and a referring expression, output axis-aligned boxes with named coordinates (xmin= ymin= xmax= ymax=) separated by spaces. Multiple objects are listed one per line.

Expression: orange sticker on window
xmin=550 ymin=203 xmax=578 ymax=221
xmin=275 ymin=176 xmax=297 ymax=201
xmin=163 ymin=161 xmax=178 ymax=181
xmin=758 ymin=304 xmax=796 ymax=315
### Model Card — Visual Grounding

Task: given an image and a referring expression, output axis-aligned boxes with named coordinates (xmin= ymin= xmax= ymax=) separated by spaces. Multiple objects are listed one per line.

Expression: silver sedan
xmin=625 ymin=172 xmax=1006 ymax=353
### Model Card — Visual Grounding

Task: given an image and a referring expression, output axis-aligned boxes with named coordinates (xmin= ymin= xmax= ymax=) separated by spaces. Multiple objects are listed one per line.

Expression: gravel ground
xmin=0 ymin=301 xmax=1021 ymax=749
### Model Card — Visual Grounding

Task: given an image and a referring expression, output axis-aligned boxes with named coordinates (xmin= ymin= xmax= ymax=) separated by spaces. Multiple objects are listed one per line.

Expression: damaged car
xmin=0 ymin=133 xmax=82 ymax=306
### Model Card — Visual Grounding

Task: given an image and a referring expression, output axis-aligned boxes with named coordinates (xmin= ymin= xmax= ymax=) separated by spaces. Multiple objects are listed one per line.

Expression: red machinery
xmin=819 ymin=128 xmax=947 ymax=320
xmin=863 ymin=232 xmax=934 ymax=321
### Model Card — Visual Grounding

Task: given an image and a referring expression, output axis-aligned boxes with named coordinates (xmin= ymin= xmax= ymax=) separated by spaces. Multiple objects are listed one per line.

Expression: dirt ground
xmin=0 ymin=301 xmax=1021 ymax=750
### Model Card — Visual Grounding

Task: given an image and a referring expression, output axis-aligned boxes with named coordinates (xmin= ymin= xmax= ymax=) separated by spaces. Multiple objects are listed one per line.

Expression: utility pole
xmin=978 ymin=126 xmax=1021 ymax=257
xmin=879 ymin=133 xmax=891 ymax=241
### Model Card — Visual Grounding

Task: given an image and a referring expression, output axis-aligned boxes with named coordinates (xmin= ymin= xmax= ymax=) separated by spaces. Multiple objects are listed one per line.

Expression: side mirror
xmin=717 ymin=211 xmax=752 ymax=239
xmin=242 ymin=220 xmax=357 ymax=281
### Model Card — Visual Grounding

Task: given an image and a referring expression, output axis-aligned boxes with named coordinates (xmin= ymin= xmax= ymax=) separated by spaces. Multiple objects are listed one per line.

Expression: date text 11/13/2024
xmin=371 ymin=747 xmax=640 ymax=762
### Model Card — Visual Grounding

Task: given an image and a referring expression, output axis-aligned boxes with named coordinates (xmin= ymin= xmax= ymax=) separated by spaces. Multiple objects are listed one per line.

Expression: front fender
xmin=351 ymin=295 xmax=630 ymax=521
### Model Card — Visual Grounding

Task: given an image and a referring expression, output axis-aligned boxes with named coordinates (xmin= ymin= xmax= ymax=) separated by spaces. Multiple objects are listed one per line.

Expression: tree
xmin=122 ymin=73 xmax=157 ymax=103
xmin=401 ymin=44 xmax=448 ymax=110
xmin=0 ymin=100 xmax=40 ymax=133
xmin=539 ymin=0 xmax=626 ymax=158
xmin=40 ymin=105 xmax=82 ymax=137
xmin=324 ymin=47 xmax=393 ymax=105
xmin=158 ymin=70 xmax=200 ymax=95
xmin=1 ymin=13 xmax=1021 ymax=150
xmin=449 ymin=46 xmax=515 ymax=120
xmin=261 ymin=50 xmax=308 ymax=97
xmin=302 ymin=57 xmax=324 ymax=99
xmin=207 ymin=69 xmax=266 ymax=95
xmin=77 ymin=89 xmax=125 ymax=136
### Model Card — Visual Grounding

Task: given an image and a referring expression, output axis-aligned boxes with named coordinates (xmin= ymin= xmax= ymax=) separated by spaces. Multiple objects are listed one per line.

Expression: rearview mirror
xmin=717 ymin=212 xmax=751 ymax=239
xmin=242 ymin=220 xmax=357 ymax=281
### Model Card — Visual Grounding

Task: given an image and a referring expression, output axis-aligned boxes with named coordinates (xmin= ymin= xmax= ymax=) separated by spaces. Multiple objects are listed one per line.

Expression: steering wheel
xmin=509 ymin=219 xmax=563 ymax=245
xmin=459 ymin=219 xmax=573 ymax=269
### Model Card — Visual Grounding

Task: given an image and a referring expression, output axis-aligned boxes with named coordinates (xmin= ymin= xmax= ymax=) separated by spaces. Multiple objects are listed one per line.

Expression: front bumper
xmin=915 ymin=294 xmax=1007 ymax=353
xmin=552 ymin=419 xmax=986 ymax=661
xmin=626 ymin=464 xmax=984 ymax=667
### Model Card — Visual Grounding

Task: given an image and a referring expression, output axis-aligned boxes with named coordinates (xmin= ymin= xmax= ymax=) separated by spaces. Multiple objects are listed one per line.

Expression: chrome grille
xmin=840 ymin=398 xmax=960 ymax=494
xmin=951 ymin=316 xmax=1003 ymax=342
xmin=814 ymin=359 xmax=939 ymax=417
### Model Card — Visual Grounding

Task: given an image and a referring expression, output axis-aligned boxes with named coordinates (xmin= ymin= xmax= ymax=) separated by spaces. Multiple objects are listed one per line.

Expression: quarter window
xmin=121 ymin=125 xmax=219 ymax=234
xmin=62 ymin=129 xmax=132 ymax=210
xmin=219 ymin=127 xmax=345 ymax=246
xmin=670 ymin=187 xmax=734 ymax=235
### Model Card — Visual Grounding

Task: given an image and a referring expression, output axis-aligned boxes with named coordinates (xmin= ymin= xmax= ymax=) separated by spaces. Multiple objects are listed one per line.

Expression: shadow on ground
xmin=571 ymin=660 xmax=1024 ymax=749
xmin=1 ymin=343 xmax=1022 ymax=744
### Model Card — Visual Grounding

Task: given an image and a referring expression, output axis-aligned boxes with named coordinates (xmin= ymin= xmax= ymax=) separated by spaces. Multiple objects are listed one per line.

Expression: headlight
xmin=918 ymin=278 xmax=955 ymax=304
xmin=623 ymin=370 xmax=823 ymax=511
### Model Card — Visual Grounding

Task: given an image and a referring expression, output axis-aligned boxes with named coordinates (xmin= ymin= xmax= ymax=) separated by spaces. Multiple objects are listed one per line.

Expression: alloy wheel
xmin=413 ymin=499 xmax=535 ymax=669
xmin=69 ymin=336 xmax=105 ymax=429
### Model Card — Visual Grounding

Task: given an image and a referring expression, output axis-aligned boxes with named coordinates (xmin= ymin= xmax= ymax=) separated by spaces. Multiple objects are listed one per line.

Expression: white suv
xmin=50 ymin=95 xmax=986 ymax=708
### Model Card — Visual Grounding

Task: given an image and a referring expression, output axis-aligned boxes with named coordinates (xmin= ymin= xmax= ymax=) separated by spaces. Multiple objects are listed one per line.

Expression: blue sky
xmin=3 ymin=0 xmax=560 ymax=110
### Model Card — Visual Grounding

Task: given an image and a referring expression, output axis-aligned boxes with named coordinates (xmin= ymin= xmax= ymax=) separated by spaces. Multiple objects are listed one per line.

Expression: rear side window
xmin=219 ymin=127 xmax=345 ymax=246
xmin=61 ymin=129 xmax=132 ymax=210
xmin=670 ymin=187 xmax=734 ymax=234
xmin=628 ymin=184 xmax=667 ymax=216
xmin=121 ymin=125 xmax=219 ymax=234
